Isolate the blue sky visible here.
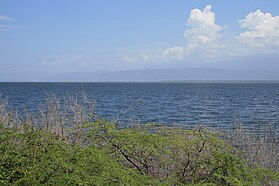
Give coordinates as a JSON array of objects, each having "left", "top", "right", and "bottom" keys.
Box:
[{"left": 1, "top": 0, "right": 279, "bottom": 81}]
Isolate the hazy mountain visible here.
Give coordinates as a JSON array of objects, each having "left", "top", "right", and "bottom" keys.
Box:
[
  {"left": 42, "top": 53, "right": 279, "bottom": 82},
  {"left": 48, "top": 67, "right": 279, "bottom": 82},
  {"left": 209, "top": 54, "right": 279, "bottom": 71}
]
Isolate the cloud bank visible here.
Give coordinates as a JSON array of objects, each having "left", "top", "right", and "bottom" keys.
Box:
[{"left": 124, "top": 5, "right": 279, "bottom": 64}]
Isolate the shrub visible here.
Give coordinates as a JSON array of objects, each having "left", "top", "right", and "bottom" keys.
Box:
[
  {"left": 0, "top": 124, "right": 156, "bottom": 185},
  {"left": 83, "top": 121, "right": 279, "bottom": 185},
  {"left": 1, "top": 95, "right": 278, "bottom": 185}
]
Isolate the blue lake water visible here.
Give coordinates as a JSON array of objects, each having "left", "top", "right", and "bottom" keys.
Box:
[{"left": 0, "top": 82, "right": 279, "bottom": 135}]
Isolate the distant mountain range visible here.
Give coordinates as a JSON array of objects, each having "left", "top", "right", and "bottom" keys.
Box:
[
  {"left": 0, "top": 53, "right": 278, "bottom": 82},
  {"left": 48, "top": 67, "right": 279, "bottom": 82}
]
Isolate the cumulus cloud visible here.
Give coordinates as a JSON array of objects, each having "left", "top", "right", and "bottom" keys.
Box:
[
  {"left": 122, "top": 6, "right": 279, "bottom": 65},
  {"left": 163, "top": 47, "right": 186, "bottom": 59},
  {"left": 124, "top": 5, "right": 224, "bottom": 63},
  {"left": 239, "top": 10, "right": 279, "bottom": 52},
  {"left": 163, "top": 5, "right": 223, "bottom": 59},
  {"left": 185, "top": 5, "right": 221, "bottom": 45}
]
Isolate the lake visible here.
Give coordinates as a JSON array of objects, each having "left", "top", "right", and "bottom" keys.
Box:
[{"left": 0, "top": 82, "right": 279, "bottom": 136}]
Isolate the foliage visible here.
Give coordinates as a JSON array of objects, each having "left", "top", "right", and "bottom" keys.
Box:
[
  {"left": 83, "top": 121, "right": 279, "bottom": 185},
  {"left": 0, "top": 121, "right": 278, "bottom": 185},
  {"left": 0, "top": 124, "right": 155, "bottom": 185}
]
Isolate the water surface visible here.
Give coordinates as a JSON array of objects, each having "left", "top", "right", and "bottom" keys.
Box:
[{"left": 0, "top": 82, "right": 278, "bottom": 135}]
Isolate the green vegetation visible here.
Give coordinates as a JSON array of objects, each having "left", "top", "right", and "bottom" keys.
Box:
[
  {"left": 0, "top": 123, "right": 155, "bottom": 185},
  {"left": 1, "top": 121, "right": 278, "bottom": 186},
  {"left": 0, "top": 96, "right": 278, "bottom": 185}
]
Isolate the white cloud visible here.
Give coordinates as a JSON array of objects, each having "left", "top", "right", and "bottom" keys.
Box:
[
  {"left": 121, "top": 54, "right": 157, "bottom": 64},
  {"left": 162, "top": 5, "right": 223, "bottom": 59},
  {"left": 185, "top": 5, "right": 221, "bottom": 44},
  {"left": 123, "top": 5, "right": 224, "bottom": 63},
  {"left": 122, "top": 6, "right": 279, "bottom": 65},
  {"left": 163, "top": 47, "right": 186, "bottom": 59},
  {"left": 239, "top": 10, "right": 279, "bottom": 52},
  {"left": 121, "top": 56, "right": 135, "bottom": 63},
  {"left": 140, "top": 54, "right": 155, "bottom": 62},
  {"left": 40, "top": 54, "right": 86, "bottom": 67}
]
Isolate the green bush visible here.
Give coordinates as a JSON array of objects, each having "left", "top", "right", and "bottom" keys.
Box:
[
  {"left": 0, "top": 121, "right": 278, "bottom": 186},
  {"left": 0, "top": 124, "right": 156, "bottom": 185},
  {"left": 84, "top": 121, "right": 279, "bottom": 185}
]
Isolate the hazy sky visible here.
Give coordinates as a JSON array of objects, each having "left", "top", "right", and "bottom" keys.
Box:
[{"left": 1, "top": 0, "right": 279, "bottom": 81}]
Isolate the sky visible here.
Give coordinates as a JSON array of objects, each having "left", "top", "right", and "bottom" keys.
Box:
[{"left": 1, "top": 0, "right": 279, "bottom": 81}]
